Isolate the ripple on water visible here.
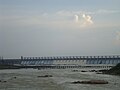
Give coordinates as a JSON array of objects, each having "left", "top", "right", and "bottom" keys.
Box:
[{"left": 0, "top": 69, "right": 120, "bottom": 90}]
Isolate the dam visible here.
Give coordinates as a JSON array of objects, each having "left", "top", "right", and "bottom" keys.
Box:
[{"left": 0, "top": 55, "right": 120, "bottom": 69}]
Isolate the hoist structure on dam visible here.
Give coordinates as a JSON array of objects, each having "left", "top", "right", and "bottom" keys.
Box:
[{"left": 0, "top": 55, "right": 120, "bottom": 69}]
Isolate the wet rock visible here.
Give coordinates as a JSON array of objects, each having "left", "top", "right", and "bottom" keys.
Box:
[
  {"left": 37, "top": 75, "right": 53, "bottom": 78},
  {"left": 13, "top": 76, "right": 17, "bottom": 79},
  {"left": 81, "top": 70, "right": 87, "bottom": 72},
  {"left": 71, "top": 81, "right": 81, "bottom": 84},
  {"left": 71, "top": 80, "right": 108, "bottom": 84},
  {"left": 3, "top": 81, "right": 7, "bottom": 83}
]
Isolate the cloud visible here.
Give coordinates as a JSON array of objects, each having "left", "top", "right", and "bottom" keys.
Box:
[
  {"left": 56, "top": 9, "right": 120, "bottom": 16},
  {"left": 56, "top": 10, "right": 73, "bottom": 16},
  {"left": 116, "top": 31, "right": 120, "bottom": 42},
  {"left": 74, "top": 15, "right": 79, "bottom": 23},
  {"left": 0, "top": 13, "right": 94, "bottom": 30},
  {"left": 73, "top": 14, "right": 94, "bottom": 27},
  {"left": 1, "top": 9, "right": 119, "bottom": 30},
  {"left": 96, "top": 10, "right": 120, "bottom": 14},
  {"left": 114, "top": 31, "right": 120, "bottom": 45},
  {"left": 82, "top": 14, "right": 93, "bottom": 25}
]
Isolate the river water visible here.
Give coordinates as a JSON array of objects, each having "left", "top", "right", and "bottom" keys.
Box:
[{"left": 0, "top": 69, "right": 120, "bottom": 90}]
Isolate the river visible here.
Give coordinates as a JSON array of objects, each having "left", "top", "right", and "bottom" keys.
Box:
[{"left": 0, "top": 69, "right": 120, "bottom": 90}]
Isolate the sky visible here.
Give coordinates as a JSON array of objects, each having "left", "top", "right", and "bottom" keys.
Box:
[{"left": 0, "top": 0, "right": 120, "bottom": 58}]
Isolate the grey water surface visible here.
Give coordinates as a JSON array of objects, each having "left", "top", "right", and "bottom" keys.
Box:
[{"left": 0, "top": 69, "right": 120, "bottom": 90}]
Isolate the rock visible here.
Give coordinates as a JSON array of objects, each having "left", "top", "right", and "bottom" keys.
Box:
[
  {"left": 13, "top": 76, "right": 17, "bottom": 79},
  {"left": 89, "top": 70, "right": 95, "bottom": 72},
  {"left": 37, "top": 75, "right": 53, "bottom": 78},
  {"left": 98, "top": 69, "right": 108, "bottom": 72},
  {"left": 71, "top": 80, "right": 108, "bottom": 84},
  {"left": 44, "top": 75, "right": 52, "bottom": 77},
  {"left": 72, "top": 81, "right": 81, "bottom": 84},
  {"left": 3, "top": 81, "right": 7, "bottom": 83},
  {"left": 81, "top": 70, "right": 87, "bottom": 72},
  {"left": 89, "top": 70, "right": 98, "bottom": 72}
]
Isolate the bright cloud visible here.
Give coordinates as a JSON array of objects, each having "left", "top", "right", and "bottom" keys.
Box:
[
  {"left": 73, "top": 14, "right": 94, "bottom": 27},
  {"left": 82, "top": 14, "right": 93, "bottom": 25},
  {"left": 74, "top": 15, "right": 79, "bottom": 23}
]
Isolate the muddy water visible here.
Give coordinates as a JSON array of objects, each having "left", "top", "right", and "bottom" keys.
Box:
[{"left": 0, "top": 69, "right": 120, "bottom": 90}]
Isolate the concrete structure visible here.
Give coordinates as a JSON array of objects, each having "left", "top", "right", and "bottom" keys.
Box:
[{"left": 0, "top": 55, "right": 120, "bottom": 69}]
